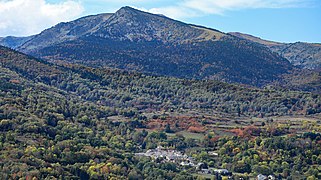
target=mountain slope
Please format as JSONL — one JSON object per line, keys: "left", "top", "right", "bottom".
{"left": 271, "top": 42, "right": 321, "bottom": 69}
{"left": 230, "top": 32, "right": 321, "bottom": 70}
{"left": 10, "top": 7, "right": 292, "bottom": 86}
{"left": 229, "top": 32, "right": 282, "bottom": 46}
{"left": 1, "top": 45, "right": 319, "bottom": 117}
{"left": 18, "top": 13, "right": 113, "bottom": 53}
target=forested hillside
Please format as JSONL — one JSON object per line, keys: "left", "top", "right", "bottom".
{"left": 1, "top": 46, "right": 319, "bottom": 118}
{"left": 37, "top": 35, "right": 292, "bottom": 87}
{"left": 272, "top": 69, "right": 321, "bottom": 94}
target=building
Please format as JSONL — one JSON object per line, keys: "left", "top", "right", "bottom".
{"left": 257, "top": 174, "right": 268, "bottom": 180}
{"left": 214, "top": 169, "right": 232, "bottom": 176}
{"left": 135, "top": 146, "right": 196, "bottom": 165}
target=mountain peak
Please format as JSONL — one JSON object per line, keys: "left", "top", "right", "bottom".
{"left": 117, "top": 6, "right": 154, "bottom": 14}
{"left": 113, "top": 6, "right": 148, "bottom": 18}
{"left": 92, "top": 6, "right": 209, "bottom": 43}
{"left": 118, "top": 6, "right": 139, "bottom": 11}
{"left": 110, "top": 6, "right": 148, "bottom": 23}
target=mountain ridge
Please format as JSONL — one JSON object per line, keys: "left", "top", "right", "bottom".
{"left": 0, "top": 36, "right": 34, "bottom": 49}
{"left": 229, "top": 32, "right": 321, "bottom": 70}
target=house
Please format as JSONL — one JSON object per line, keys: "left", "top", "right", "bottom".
{"left": 180, "top": 161, "right": 195, "bottom": 166}
{"left": 208, "top": 151, "right": 219, "bottom": 156}
{"left": 214, "top": 169, "right": 232, "bottom": 176}
{"left": 196, "top": 163, "right": 208, "bottom": 170}
{"left": 268, "top": 175, "right": 276, "bottom": 180}
{"left": 257, "top": 174, "right": 268, "bottom": 180}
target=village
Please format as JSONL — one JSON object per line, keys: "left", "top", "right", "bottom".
{"left": 136, "top": 146, "right": 233, "bottom": 179}
{"left": 136, "top": 146, "right": 277, "bottom": 180}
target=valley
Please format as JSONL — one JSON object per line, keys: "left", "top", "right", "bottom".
{"left": 1, "top": 45, "right": 321, "bottom": 179}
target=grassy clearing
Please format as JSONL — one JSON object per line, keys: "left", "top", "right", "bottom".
{"left": 212, "top": 129, "right": 236, "bottom": 137}
{"left": 192, "top": 173, "right": 214, "bottom": 179}
{"left": 176, "top": 131, "right": 205, "bottom": 140}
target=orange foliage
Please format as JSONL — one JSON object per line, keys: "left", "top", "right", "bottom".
{"left": 9, "top": 79, "right": 20, "bottom": 84}
{"left": 187, "top": 126, "right": 205, "bottom": 133}
{"left": 243, "top": 126, "right": 262, "bottom": 136}
{"left": 229, "top": 129, "right": 244, "bottom": 137}
{"left": 146, "top": 116, "right": 204, "bottom": 132}
{"left": 210, "top": 136, "right": 220, "bottom": 142}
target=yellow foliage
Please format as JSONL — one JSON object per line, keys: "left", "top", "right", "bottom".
{"left": 233, "top": 147, "right": 241, "bottom": 154}
{"left": 222, "top": 176, "right": 229, "bottom": 180}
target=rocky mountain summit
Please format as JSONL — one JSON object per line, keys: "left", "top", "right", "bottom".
{"left": 17, "top": 7, "right": 226, "bottom": 53}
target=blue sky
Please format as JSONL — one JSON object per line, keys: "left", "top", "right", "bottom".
{"left": 0, "top": 0, "right": 320, "bottom": 43}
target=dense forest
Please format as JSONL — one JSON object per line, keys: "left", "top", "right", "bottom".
{"left": 1, "top": 46, "right": 320, "bottom": 118}
{"left": 274, "top": 69, "right": 321, "bottom": 94}
{"left": 34, "top": 35, "right": 292, "bottom": 87}
{"left": 1, "top": 46, "right": 321, "bottom": 179}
